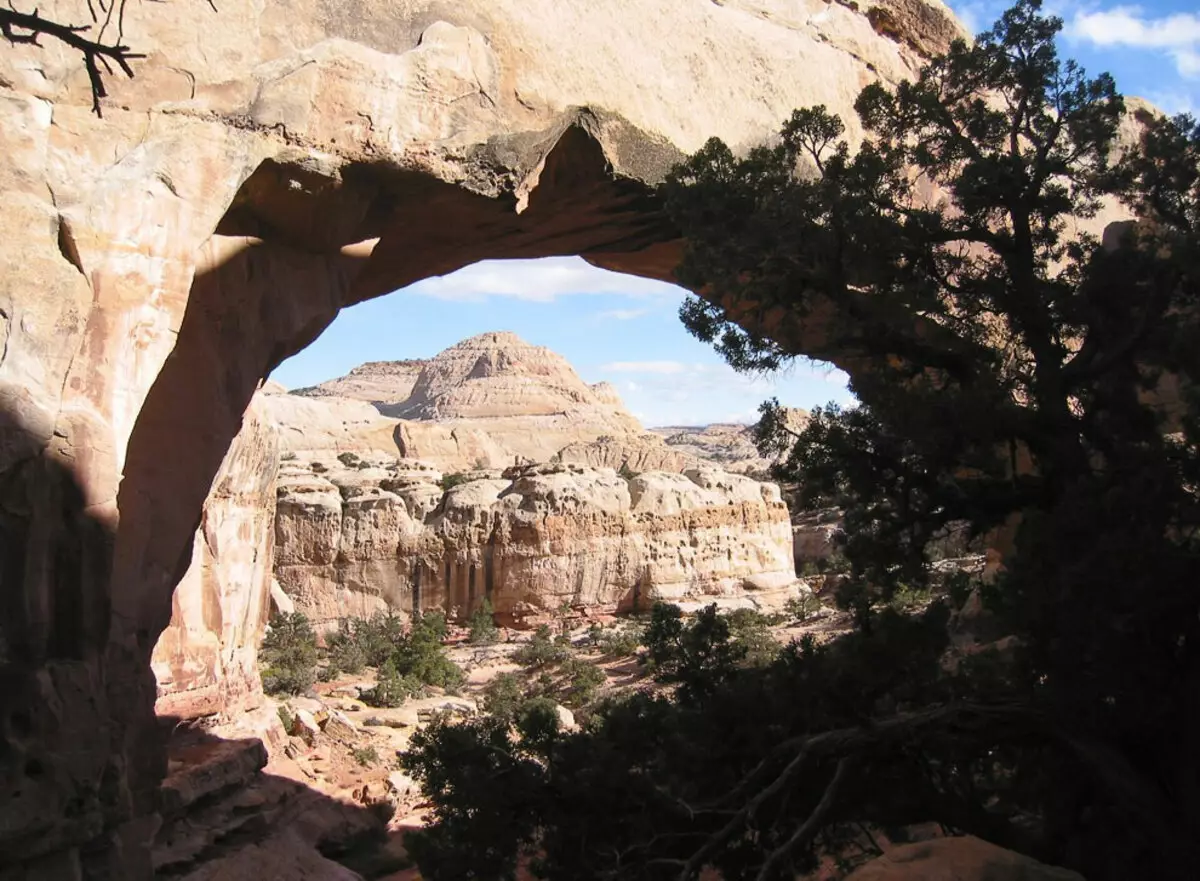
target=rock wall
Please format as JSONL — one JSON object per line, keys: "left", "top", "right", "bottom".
{"left": 0, "top": 0, "right": 970, "bottom": 874}
{"left": 150, "top": 393, "right": 280, "bottom": 721}
{"left": 273, "top": 457, "right": 800, "bottom": 629}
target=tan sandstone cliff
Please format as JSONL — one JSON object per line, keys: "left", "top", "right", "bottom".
{"left": 0, "top": 0, "right": 1009, "bottom": 875}
{"left": 273, "top": 455, "right": 800, "bottom": 630}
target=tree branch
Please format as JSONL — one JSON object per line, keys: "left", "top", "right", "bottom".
{"left": 754, "top": 756, "right": 856, "bottom": 881}
{"left": 0, "top": 5, "right": 144, "bottom": 115}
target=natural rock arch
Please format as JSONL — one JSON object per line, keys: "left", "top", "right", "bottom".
{"left": 0, "top": 2, "right": 969, "bottom": 874}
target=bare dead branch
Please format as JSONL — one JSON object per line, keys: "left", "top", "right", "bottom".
{"left": 0, "top": 5, "right": 143, "bottom": 114}
{"left": 754, "top": 755, "right": 855, "bottom": 881}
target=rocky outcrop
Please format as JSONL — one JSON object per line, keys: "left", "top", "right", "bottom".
{"left": 292, "top": 360, "right": 427, "bottom": 413}
{"left": 394, "top": 332, "right": 644, "bottom": 468}
{"left": 259, "top": 385, "right": 401, "bottom": 456}
{"left": 0, "top": 0, "right": 999, "bottom": 874}
{"left": 274, "top": 457, "right": 800, "bottom": 629}
{"left": 151, "top": 392, "right": 280, "bottom": 721}
{"left": 554, "top": 434, "right": 702, "bottom": 473}
{"left": 845, "top": 836, "right": 1085, "bottom": 881}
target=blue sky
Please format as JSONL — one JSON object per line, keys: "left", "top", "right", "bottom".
{"left": 269, "top": 257, "right": 854, "bottom": 427}
{"left": 271, "top": 0, "right": 1195, "bottom": 427}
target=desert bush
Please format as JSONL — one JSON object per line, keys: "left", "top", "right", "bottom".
{"left": 558, "top": 659, "right": 606, "bottom": 709}
{"left": 513, "top": 625, "right": 571, "bottom": 669}
{"left": 323, "top": 618, "right": 369, "bottom": 677}
{"left": 480, "top": 673, "right": 526, "bottom": 724}
{"left": 596, "top": 623, "right": 644, "bottom": 658}
{"left": 723, "top": 608, "right": 781, "bottom": 667}
{"left": 260, "top": 612, "right": 319, "bottom": 695}
{"left": 353, "top": 745, "right": 380, "bottom": 767}
{"left": 337, "top": 451, "right": 361, "bottom": 468}
{"left": 361, "top": 659, "right": 421, "bottom": 708}
{"left": 439, "top": 472, "right": 472, "bottom": 491}
{"left": 467, "top": 598, "right": 500, "bottom": 645}
{"left": 784, "top": 593, "right": 824, "bottom": 623}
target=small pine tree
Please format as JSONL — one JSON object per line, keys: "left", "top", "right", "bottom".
{"left": 260, "top": 612, "right": 319, "bottom": 695}
{"left": 467, "top": 598, "right": 500, "bottom": 645}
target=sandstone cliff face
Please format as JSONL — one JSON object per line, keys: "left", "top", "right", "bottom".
{"left": 151, "top": 393, "right": 280, "bottom": 722}
{"left": 0, "top": 0, "right": 978, "bottom": 873}
{"left": 274, "top": 457, "right": 799, "bottom": 629}
{"left": 291, "top": 360, "right": 427, "bottom": 412}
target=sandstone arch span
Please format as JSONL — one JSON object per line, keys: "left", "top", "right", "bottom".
{"left": 0, "top": 1, "right": 965, "bottom": 874}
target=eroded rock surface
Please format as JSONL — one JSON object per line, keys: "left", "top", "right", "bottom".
{"left": 845, "top": 836, "right": 1085, "bottom": 881}
{"left": 151, "top": 392, "right": 281, "bottom": 721}
{"left": 0, "top": 0, "right": 975, "bottom": 874}
{"left": 274, "top": 457, "right": 800, "bottom": 629}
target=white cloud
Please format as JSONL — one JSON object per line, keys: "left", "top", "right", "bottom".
{"left": 602, "top": 360, "right": 691, "bottom": 375}
{"left": 1067, "top": 6, "right": 1200, "bottom": 78}
{"left": 594, "top": 308, "right": 650, "bottom": 321}
{"left": 404, "top": 256, "right": 683, "bottom": 303}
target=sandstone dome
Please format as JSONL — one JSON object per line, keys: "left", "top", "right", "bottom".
{"left": 398, "top": 331, "right": 640, "bottom": 427}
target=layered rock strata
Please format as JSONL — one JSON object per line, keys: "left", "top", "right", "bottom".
{"left": 274, "top": 457, "right": 800, "bottom": 629}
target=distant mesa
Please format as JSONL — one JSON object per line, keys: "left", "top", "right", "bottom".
{"left": 264, "top": 331, "right": 806, "bottom": 474}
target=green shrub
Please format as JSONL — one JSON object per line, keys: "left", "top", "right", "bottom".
{"left": 642, "top": 603, "right": 746, "bottom": 701}
{"left": 323, "top": 618, "right": 368, "bottom": 676}
{"left": 468, "top": 598, "right": 500, "bottom": 645}
{"left": 395, "top": 611, "right": 464, "bottom": 693}
{"left": 481, "top": 672, "right": 526, "bottom": 724}
{"left": 277, "top": 705, "right": 294, "bottom": 735}
{"left": 260, "top": 612, "right": 319, "bottom": 695}
{"left": 724, "top": 608, "right": 780, "bottom": 668}
{"left": 280, "top": 451, "right": 297, "bottom": 462}
{"left": 514, "top": 625, "right": 571, "bottom": 669}
{"left": 597, "top": 623, "right": 643, "bottom": 658}
{"left": 338, "top": 451, "right": 361, "bottom": 468}
{"left": 353, "top": 745, "right": 380, "bottom": 766}
{"left": 361, "top": 659, "right": 420, "bottom": 708}
{"left": 558, "top": 659, "right": 606, "bottom": 709}
{"left": 440, "top": 472, "right": 472, "bottom": 492}
{"left": 784, "top": 593, "right": 824, "bottom": 623}
{"left": 358, "top": 612, "right": 407, "bottom": 668}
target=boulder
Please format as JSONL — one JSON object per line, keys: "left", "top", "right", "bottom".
{"left": 845, "top": 837, "right": 1086, "bottom": 881}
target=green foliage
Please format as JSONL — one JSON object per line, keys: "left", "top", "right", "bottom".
{"left": 439, "top": 472, "right": 472, "bottom": 492}
{"left": 393, "top": 611, "right": 464, "bottom": 694}
{"left": 784, "top": 592, "right": 824, "bottom": 623}
{"left": 352, "top": 745, "right": 380, "bottom": 767}
{"left": 643, "top": 603, "right": 747, "bottom": 701}
{"left": 360, "top": 659, "right": 420, "bottom": 708}
{"left": 280, "top": 451, "right": 296, "bottom": 462}
{"left": 323, "top": 618, "right": 368, "bottom": 677}
{"left": 722, "top": 608, "right": 780, "bottom": 668}
{"left": 276, "top": 705, "right": 294, "bottom": 735}
{"left": 557, "top": 658, "right": 606, "bottom": 709}
{"left": 400, "top": 717, "right": 547, "bottom": 880}
{"left": 481, "top": 672, "right": 526, "bottom": 724}
{"left": 342, "top": 611, "right": 465, "bottom": 706}
{"left": 400, "top": 4, "right": 1200, "bottom": 878}
{"left": 595, "top": 622, "right": 644, "bottom": 658}
{"left": 260, "top": 612, "right": 319, "bottom": 695}
{"left": 467, "top": 598, "right": 500, "bottom": 645}
{"left": 513, "top": 624, "right": 571, "bottom": 669}
{"left": 337, "top": 451, "right": 361, "bottom": 468}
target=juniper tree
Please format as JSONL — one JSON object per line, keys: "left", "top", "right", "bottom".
{"left": 400, "top": 4, "right": 1200, "bottom": 878}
